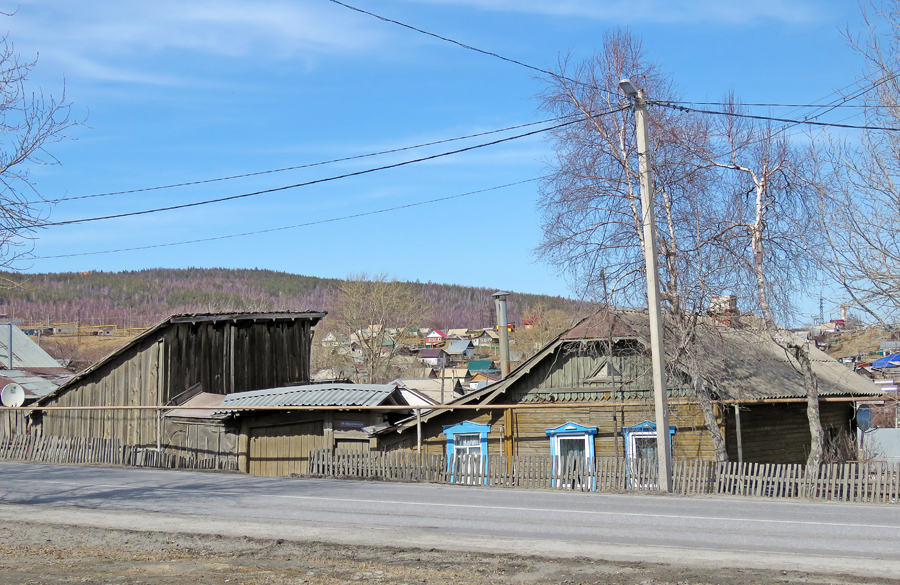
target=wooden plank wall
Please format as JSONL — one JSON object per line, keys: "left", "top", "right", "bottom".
{"left": 378, "top": 403, "right": 717, "bottom": 462}
{"left": 37, "top": 317, "right": 315, "bottom": 449}
{"left": 161, "top": 419, "right": 238, "bottom": 465}
{"left": 0, "top": 409, "right": 29, "bottom": 436}
{"left": 725, "top": 402, "right": 855, "bottom": 464}
{"left": 248, "top": 421, "right": 324, "bottom": 476}
{"left": 40, "top": 336, "right": 161, "bottom": 448}
{"left": 163, "top": 320, "right": 312, "bottom": 401}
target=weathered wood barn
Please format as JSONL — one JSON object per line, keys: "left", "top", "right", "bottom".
{"left": 31, "top": 312, "right": 325, "bottom": 461}
{"left": 377, "top": 311, "right": 880, "bottom": 465}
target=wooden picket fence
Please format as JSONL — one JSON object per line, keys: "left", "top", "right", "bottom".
{"left": 307, "top": 450, "right": 899, "bottom": 503}
{"left": 0, "top": 434, "right": 239, "bottom": 471}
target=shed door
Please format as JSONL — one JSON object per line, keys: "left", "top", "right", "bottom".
{"left": 248, "top": 421, "right": 324, "bottom": 477}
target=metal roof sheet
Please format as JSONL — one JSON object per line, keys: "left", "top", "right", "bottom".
{"left": 216, "top": 383, "right": 406, "bottom": 413}
{"left": 0, "top": 368, "right": 73, "bottom": 398}
{"left": 0, "top": 325, "right": 62, "bottom": 368}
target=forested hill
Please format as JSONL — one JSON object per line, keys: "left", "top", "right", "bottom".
{"left": 0, "top": 268, "right": 589, "bottom": 329}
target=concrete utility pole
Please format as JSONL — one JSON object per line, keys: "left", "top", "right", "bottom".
{"left": 492, "top": 291, "right": 511, "bottom": 378}
{"left": 619, "top": 79, "right": 673, "bottom": 493}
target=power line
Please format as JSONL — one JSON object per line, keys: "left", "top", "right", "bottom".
{"left": 661, "top": 101, "right": 892, "bottom": 109}
{"left": 41, "top": 115, "right": 576, "bottom": 205}
{"left": 325, "top": 0, "right": 616, "bottom": 98}
{"left": 34, "top": 107, "right": 627, "bottom": 228}
{"left": 31, "top": 178, "right": 543, "bottom": 259}
{"left": 652, "top": 102, "right": 900, "bottom": 132}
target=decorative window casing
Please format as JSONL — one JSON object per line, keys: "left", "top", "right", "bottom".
{"left": 621, "top": 421, "right": 675, "bottom": 465}
{"left": 443, "top": 421, "right": 490, "bottom": 458}
{"left": 545, "top": 422, "right": 598, "bottom": 459}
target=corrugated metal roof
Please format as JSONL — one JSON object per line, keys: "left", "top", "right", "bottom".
{"left": 0, "top": 368, "right": 74, "bottom": 398}
{"left": 0, "top": 325, "right": 62, "bottom": 368}
{"left": 216, "top": 383, "right": 406, "bottom": 413}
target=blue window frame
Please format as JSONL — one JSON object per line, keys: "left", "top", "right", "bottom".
{"left": 621, "top": 421, "right": 675, "bottom": 464}
{"left": 545, "top": 422, "right": 598, "bottom": 460}
{"left": 443, "top": 421, "right": 490, "bottom": 458}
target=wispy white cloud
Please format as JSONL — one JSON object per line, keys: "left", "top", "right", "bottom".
{"left": 402, "top": 0, "right": 824, "bottom": 24}
{"left": 11, "top": 0, "right": 390, "bottom": 84}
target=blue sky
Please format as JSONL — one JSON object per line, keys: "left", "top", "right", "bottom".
{"left": 9, "top": 0, "right": 868, "bottom": 317}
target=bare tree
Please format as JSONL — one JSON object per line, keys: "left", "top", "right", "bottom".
{"left": 540, "top": 31, "right": 830, "bottom": 464}
{"left": 810, "top": 1, "right": 900, "bottom": 325}
{"left": 513, "top": 303, "right": 577, "bottom": 359}
{"left": 331, "top": 273, "right": 430, "bottom": 384}
{"left": 0, "top": 30, "right": 77, "bottom": 268}
{"left": 695, "top": 98, "right": 826, "bottom": 467}
{"left": 539, "top": 30, "right": 731, "bottom": 460}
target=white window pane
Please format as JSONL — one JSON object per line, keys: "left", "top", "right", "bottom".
{"left": 455, "top": 433, "right": 480, "bottom": 447}
{"left": 559, "top": 436, "right": 586, "bottom": 458}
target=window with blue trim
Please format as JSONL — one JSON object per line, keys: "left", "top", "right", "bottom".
{"left": 621, "top": 421, "right": 675, "bottom": 466}
{"left": 546, "top": 422, "right": 598, "bottom": 460}
{"left": 443, "top": 421, "right": 490, "bottom": 458}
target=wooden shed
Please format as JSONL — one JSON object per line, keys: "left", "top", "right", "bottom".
{"left": 31, "top": 311, "right": 325, "bottom": 462}
{"left": 377, "top": 310, "right": 880, "bottom": 465}
{"left": 214, "top": 383, "right": 410, "bottom": 476}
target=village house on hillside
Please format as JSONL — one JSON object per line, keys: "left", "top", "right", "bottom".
{"left": 376, "top": 310, "right": 880, "bottom": 466}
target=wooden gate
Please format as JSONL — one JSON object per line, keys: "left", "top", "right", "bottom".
{"left": 248, "top": 421, "right": 324, "bottom": 476}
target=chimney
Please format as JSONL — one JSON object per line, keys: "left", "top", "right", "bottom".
{"left": 709, "top": 295, "right": 740, "bottom": 327}
{"left": 492, "top": 291, "right": 511, "bottom": 378}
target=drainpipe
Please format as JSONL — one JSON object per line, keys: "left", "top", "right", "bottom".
{"left": 492, "top": 291, "right": 511, "bottom": 378}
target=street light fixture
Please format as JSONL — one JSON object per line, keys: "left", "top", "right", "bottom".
{"left": 618, "top": 78, "right": 638, "bottom": 98}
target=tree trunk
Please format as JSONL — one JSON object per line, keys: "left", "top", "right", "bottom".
{"left": 794, "top": 345, "right": 825, "bottom": 468}
{"left": 691, "top": 363, "right": 728, "bottom": 462}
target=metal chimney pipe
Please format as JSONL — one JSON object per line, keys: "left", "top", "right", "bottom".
{"left": 492, "top": 291, "right": 511, "bottom": 378}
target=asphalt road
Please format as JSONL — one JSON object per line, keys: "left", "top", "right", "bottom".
{"left": 1, "top": 461, "right": 899, "bottom": 579}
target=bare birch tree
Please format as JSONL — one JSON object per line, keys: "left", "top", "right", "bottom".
{"left": 811, "top": 1, "right": 900, "bottom": 325}
{"left": 0, "top": 30, "right": 77, "bottom": 270}
{"left": 695, "top": 98, "right": 827, "bottom": 466}
{"left": 539, "top": 30, "right": 731, "bottom": 460}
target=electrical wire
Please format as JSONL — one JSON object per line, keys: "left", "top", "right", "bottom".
{"left": 31, "top": 178, "right": 543, "bottom": 259}
{"left": 652, "top": 102, "right": 900, "bottom": 131}
{"left": 41, "top": 115, "right": 578, "bottom": 204}
{"left": 33, "top": 106, "right": 627, "bottom": 229}
{"left": 325, "top": 0, "right": 616, "bottom": 98}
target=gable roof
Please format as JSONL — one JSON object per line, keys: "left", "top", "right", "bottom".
{"left": 216, "top": 382, "right": 407, "bottom": 414}
{"left": 376, "top": 309, "right": 880, "bottom": 435}
{"left": 444, "top": 339, "right": 474, "bottom": 354}
{"left": 0, "top": 324, "right": 62, "bottom": 368}
{"left": 418, "top": 348, "right": 447, "bottom": 359}
{"left": 467, "top": 360, "right": 496, "bottom": 372}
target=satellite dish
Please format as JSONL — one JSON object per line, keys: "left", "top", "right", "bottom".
{"left": 1, "top": 383, "right": 25, "bottom": 407}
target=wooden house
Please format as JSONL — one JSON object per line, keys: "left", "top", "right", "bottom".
{"left": 376, "top": 310, "right": 880, "bottom": 465}
{"left": 31, "top": 312, "right": 325, "bottom": 460}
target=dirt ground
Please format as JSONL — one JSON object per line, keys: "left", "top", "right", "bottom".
{"left": 0, "top": 520, "right": 895, "bottom": 585}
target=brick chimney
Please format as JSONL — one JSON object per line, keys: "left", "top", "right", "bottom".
{"left": 709, "top": 295, "right": 740, "bottom": 326}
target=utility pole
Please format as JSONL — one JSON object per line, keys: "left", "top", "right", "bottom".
{"left": 619, "top": 79, "right": 673, "bottom": 493}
